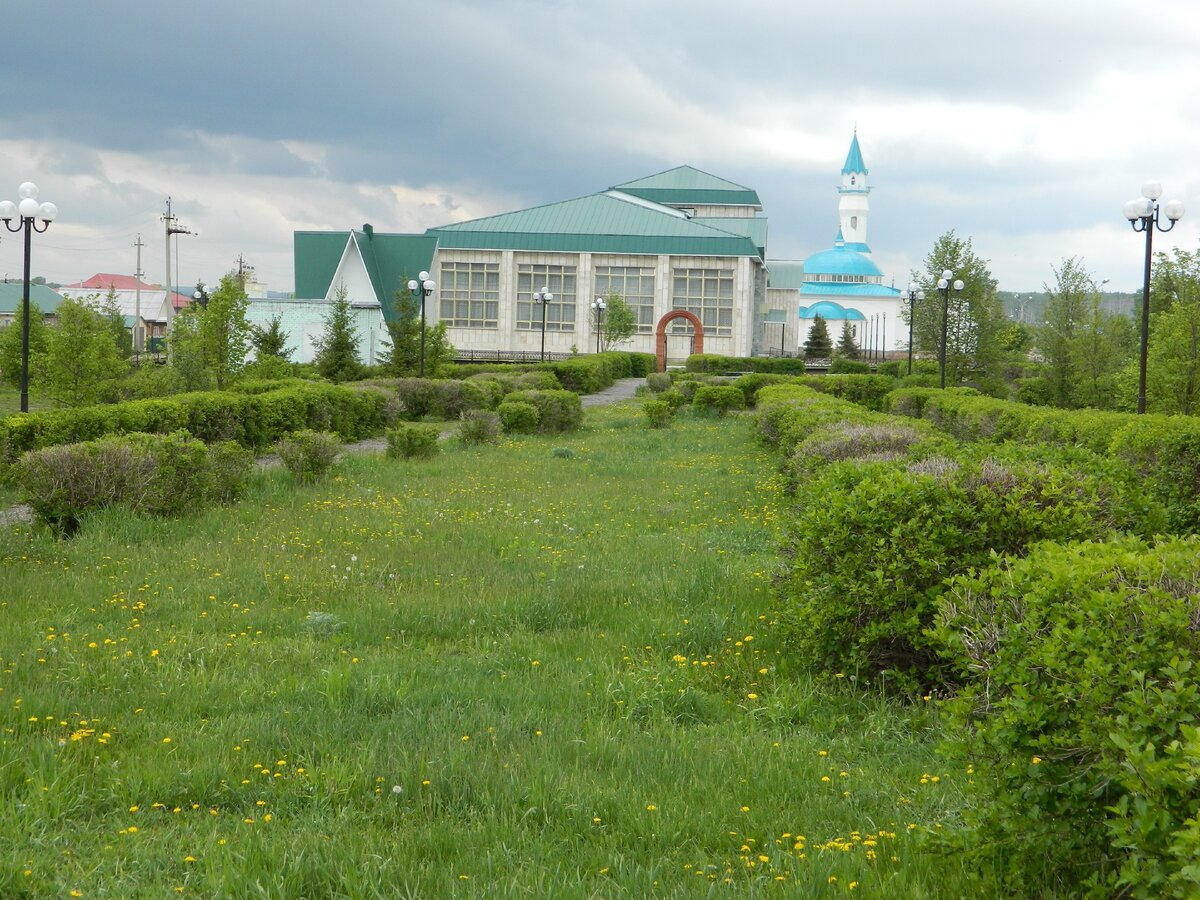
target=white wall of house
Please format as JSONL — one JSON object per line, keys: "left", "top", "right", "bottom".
{"left": 246, "top": 298, "right": 387, "bottom": 365}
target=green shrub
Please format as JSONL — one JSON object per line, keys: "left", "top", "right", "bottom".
{"left": 502, "top": 390, "right": 583, "bottom": 433}
{"left": 645, "top": 372, "right": 673, "bottom": 393}
{"left": 464, "top": 375, "right": 510, "bottom": 407}
{"left": 686, "top": 354, "right": 806, "bottom": 375}
{"left": 97, "top": 365, "right": 186, "bottom": 402}
{"left": 498, "top": 401, "right": 540, "bottom": 434}
{"left": 674, "top": 378, "right": 704, "bottom": 402}
{"left": 276, "top": 430, "right": 342, "bottom": 482}
{"left": 642, "top": 399, "right": 673, "bottom": 429}
{"left": 514, "top": 370, "right": 561, "bottom": 391}
{"left": 659, "top": 389, "right": 687, "bottom": 412}
{"left": 828, "top": 358, "right": 870, "bottom": 375}
{"left": 876, "top": 360, "right": 901, "bottom": 378}
{"left": 16, "top": 431, "right": 252, "bottom": 533}
{"left": 732, "top": 373, "right": 794, "bottom": 407}
{"left": 386, "top": 423, "right": 441, "bottom": 460}
{"left": 800, "top": 374, "right": 896, "bottom": 410}
{"left": 937, "top": 537, "right": 1200, "bottom": 898}
{"left": 458, "top": 410, "right": 501, "bottom": 446}
{"left": 692, "top": 385, "right": 745, "bottom": 416}
{"left": 781, "top": 454, "right": 1157, "bottom": 692}
{"left": 787, "top": 420, "right": 936, "bottom": 479}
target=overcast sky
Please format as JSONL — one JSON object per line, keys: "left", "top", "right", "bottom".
{"left": 2, "top": 0, "right": 1197, "bottom": 296}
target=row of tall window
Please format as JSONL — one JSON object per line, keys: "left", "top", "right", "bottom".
{"left": 439, "top": 262, "right": 734, "bottom": 336}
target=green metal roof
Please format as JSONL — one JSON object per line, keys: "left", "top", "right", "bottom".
{"left": 765, "top": 260, "right": 806, "bottom": 290}
{"left": 293, "top": 229, "right": 437, "bottom": 316}
{"left": 612, "top": 166, "right": 761, "bottom": 208}
{"left": 0, "top": 283, "right": 66, "bottom": 315}
{"left": 429, "top": 191, "right": 760, "bottom": 258}
{"left": 294, "top": 231, "right": 351, "bottom": 300}
{"left": 694, "top": 216, "right": 768, "bottom": 254}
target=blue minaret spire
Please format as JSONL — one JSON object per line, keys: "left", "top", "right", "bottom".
{"left": 837, "top": 131, "right": 871, "bottom": 252}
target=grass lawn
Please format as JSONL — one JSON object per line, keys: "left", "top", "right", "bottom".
{"left": 0, "top": 404, "right": 968, "bottom": 897}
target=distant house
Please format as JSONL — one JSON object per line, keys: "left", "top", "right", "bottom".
{"left": 0, "top": 281, "right": 66, "bottom": 326}
{"left": 59, "top": 274, "right": 192, "bottom": 350}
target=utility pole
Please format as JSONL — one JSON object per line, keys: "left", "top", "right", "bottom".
{"left": 162, "top": 197, "right": 193, "bottom": 323}
{"left": 133, "top": 233, "right": 145, "bottom": 352}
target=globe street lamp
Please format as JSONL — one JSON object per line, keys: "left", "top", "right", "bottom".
{"left": 1124, "top": 181, "right": 1185, "bottom": 414}
{"left": 0, "top": 183, "right": 58, "bottom": 412}
{"left": 899, "top": 282, "right": 925, "bottom": 375}
{"left": 936, "top": 268, "right": 964, "bottom": 389}
{"left": 532, "top": 286, "right": 553, "bottom": 361}
{"left": 406, "top": 271, "right": 436, "bottom": 377}
{"left": 193, "top": 283, "right": 210, "bottom": 309}
{"left": 591, "top": 296, "right": 607, "bottom": 354}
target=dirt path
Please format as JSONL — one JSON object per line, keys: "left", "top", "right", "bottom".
{"left": 1, "top": 379, "right": 646, "bottom": 527}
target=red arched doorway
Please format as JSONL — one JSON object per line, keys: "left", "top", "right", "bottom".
{"left": 655, "top": 310, "right": 704, "bottom": 372}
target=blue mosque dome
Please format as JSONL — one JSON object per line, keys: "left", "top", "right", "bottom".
{"left": 801, "top": 243, "right": 883, "bottom": 279}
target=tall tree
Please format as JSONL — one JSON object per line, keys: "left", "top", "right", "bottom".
{"left": 1149, "top": 246, "right": 1200, "bottom": 316}
{"left": 1037, "top": 257, "right": 1092, "bottom": 407}
{"left": 1071, "top": 294, "right": 1134, "bottom": 409}
{"left": 803, "top": 314, "right": 833, "bottom": 359}
{"left": 835, "top": 320, "right": 860, "bottom": 359}
{"left": 908, "top": 231, "right": 1003, "bottom": 386}
{"left": 99, "top": 287, "right": 133, "bottom": 359}
{"left": 312, "top": 285, "right": 363, "bottom": 382}
{"left": 41, "top": 296, "right": 127, "bottom": 406}
{"left": 0, "top": 300, "right": 49, "bottom": 389}
{"left": 379, "top": 284, "right": 454, "bottom": 376}
{"left": 1145, "top": 275, "right": 1200, "bottom": 415}
{"left": 599, "top": 292, "right": 638, "bottom": 351}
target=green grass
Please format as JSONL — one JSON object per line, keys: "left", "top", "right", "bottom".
{"left": 0, "top": 405, "right": 969, "bottom": 897}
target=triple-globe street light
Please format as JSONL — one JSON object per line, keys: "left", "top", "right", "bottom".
{"left": 936, "top": 269, "right": 964, "bottom": 389}
{"left": 0, "top": 183, "right": 58, "bottom": 412}
{"left": 1124, "top": 181, "right": 1185, "bottom": 414}
{"left": 899, "top": 281, "right": 925, "bottom": 375}
{"left": 591, "top": 296, "right": 607, "bottom": 354}
{"left": 406, "top": 271, "right": 436, "bottom": 377}
{"left": 532, "top": 286, "right": 552, "bottom": 361}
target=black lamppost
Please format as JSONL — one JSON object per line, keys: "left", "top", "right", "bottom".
{"left": 591, "top": 296, "right": 606, "bottom": 354}
{"left": 900, "top": 282, "right": 925, "bottom": 375}
{"left": 936, "top": 268, "right": 964, "bottom": 389}
{"left": 532, "top": 285, "right": 552, "bottom": 361}
{"left": 0, "top": 183, "right": 58, "bottom": 413}
{"left": 1124, "top": 182, "right": 1185, "bottom": 414}
{"left": 193, "top": 283, "right": 210, "bottom": 309}
{"left": 406, "top": 271, "right": 436, "bottom": 377}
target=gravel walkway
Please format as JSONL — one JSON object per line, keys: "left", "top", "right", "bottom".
{"left": 0, "top": 379, "right": 646, "bottom": 526}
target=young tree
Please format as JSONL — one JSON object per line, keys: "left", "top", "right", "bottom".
{"left": 1071, "top": 295, "right": 1134, "bottom": 409}
{"left": 599, "top": 292, "right": 638, "bottom": 351}
{"left": 1150, "top": 246, "right": 1200, "bottom": 316}
{"left": 0, "top": 300, "right": 49, "bottom": 389}
{"left": 803, "top": 314, "right": 833, "bottom": 359}
{"left": 1037, "top": 257, "right": 1092, "bottom": 407}
{"left": 379, "top": 284, "right": 454, "bottom": 377}
{"left": 100, "top": 287, "right": 133, "bottom": 359}
{"left": 250, "top": 315, "right": 292, "bottom": 361}
{"left": 908, "top": 231, "right": 1003, "bottom": 386}
{"left": 168, "top": 275, "right": 251, "bottom": 390}
{"left": 1145, "top": 288, "right": 1200, "bottom": 414}
{"left": 834, "top": 320, "right": 860, "bottom": 359}
{"left": 312, "top": 285, "right": 363, "bottom": 382}
{"left": 41, "top": 296, "right": 127, "bottom": 406}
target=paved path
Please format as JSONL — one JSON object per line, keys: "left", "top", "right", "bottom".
{"left": 0, "top": 378, "right": 647, "bottom": 527}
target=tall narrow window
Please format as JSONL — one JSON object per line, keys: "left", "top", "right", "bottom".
{"left": 595, "top": 265, "right": 655, "bottom": 332}
{"left": 439, "top": 262, "right": 500, "bottom": 328}
{"left": 671, "top": 267, "right": 733, "bottom": 336}
{"left": 516, "top": 264, "right": 576, "bottom": 331}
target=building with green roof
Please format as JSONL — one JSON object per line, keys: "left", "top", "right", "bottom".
{"left": 295, "top": 166, "right": 772, "bottom": 361}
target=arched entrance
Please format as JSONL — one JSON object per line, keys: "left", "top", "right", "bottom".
{"left": 655, "top": 310, "right": 704, "bottom": 372}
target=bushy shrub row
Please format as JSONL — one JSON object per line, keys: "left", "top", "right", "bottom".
{"left": 501, "top": 390, "right": 583, "bottom": 434}
{"left": 0, "top": 382, "right": 388, "bottom": 465}
{"left": 542, "top": 352, "right": 654, "bottom": 393}
{"left": 885, "top": 387, "right": 1200, "bottom": 533}
{"left": 393, "top": 378, "right": 495, "bottom": 421}
{"left": 686, "top": 354, "right": 807, "bottom": 375}
{"left": 797, "top": 374, "right": 897, "bottom": 410}
{"left": 937, "top": 536, "right": 1200, "bottom": 898}
{"left": 16, "top": 431, "right": 251, "bottom": 533}
{"left": 691, "top": 384, "right": 745, "bottom": 416}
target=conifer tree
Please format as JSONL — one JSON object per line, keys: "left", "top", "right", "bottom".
{"left": 312, "top": 285, "right": 363, "bottom": 382}
{"left": 803, "top": 314, "right": 833, "bottom": 359}
{"left": 835, "top": 320, "right": 860, "bottom": 359}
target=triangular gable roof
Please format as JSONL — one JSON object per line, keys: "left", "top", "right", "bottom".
{"left": 429, "top": 191, "right": 760, "bottom": 258}
{"left": 353, "top": 231, "right": 439, "bottom": 319}
{"left": 295, "top": 231, "right": 360, "bottom": 300}
{"left": 842, "top": 134, "right": 868, "bottom": 175}
{"left": 612, "top": 166, "right": 762, "bottom": 209}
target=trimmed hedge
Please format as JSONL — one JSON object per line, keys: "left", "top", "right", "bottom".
{"left": 0, "top": 383, "right": 388, "bottom": 469}
{"left": 692, "top": 385, "right": 745, "bottom": 416}
{"left": 885, "top": 387, "right": 1200, "bottom": 533}
{"left": 798, "top": 374, "right": 896, "bottom": 410}
{"left": 686, "top": 354, "right": 807, "bottom": 375}
{"left": 938, "top": 536, "right": 1200, "bottom": 897}
{"left": 16, "top": 431, "right": 252, "bottom": 533}
{"left": 502, "top": 390, "right": 583, "bottom": 433}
